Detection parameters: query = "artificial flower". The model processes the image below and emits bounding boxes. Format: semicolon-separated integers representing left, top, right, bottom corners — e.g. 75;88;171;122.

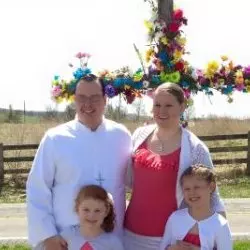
168;22;180;33
145;48;155;62
160;36;168;45
221;55;228;61
173;50;183;62
175;61;185;71
173;9;183;20
205;60;219;78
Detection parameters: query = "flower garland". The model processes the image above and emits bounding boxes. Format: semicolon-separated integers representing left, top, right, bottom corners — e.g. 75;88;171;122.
51;0;250;105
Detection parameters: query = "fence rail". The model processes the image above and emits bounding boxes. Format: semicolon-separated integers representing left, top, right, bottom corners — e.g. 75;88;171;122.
0;131;250;187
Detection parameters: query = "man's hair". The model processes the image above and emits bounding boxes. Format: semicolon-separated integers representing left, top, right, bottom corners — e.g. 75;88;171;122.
180;164;216;185
76;74;106;96
75;184;115;232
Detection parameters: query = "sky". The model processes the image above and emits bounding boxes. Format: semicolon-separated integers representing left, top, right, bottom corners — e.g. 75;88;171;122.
0;0;250;118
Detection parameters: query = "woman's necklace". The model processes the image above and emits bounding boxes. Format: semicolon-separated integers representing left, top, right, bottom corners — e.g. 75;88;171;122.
154;132;165;152
154;129;180;153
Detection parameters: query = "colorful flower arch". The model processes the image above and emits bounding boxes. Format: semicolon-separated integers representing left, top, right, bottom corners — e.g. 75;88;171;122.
51;0;250;106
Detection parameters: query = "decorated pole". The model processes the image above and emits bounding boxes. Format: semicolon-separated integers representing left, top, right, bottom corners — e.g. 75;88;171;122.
158;0;173;26
51;1;250;105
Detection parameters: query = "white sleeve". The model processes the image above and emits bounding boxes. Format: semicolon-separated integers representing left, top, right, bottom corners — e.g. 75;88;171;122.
26;132;57;246
192;143;225;213
215;223;233;250
160;214;174;250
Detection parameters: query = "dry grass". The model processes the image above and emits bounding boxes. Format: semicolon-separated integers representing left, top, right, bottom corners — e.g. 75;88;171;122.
0;117;250;202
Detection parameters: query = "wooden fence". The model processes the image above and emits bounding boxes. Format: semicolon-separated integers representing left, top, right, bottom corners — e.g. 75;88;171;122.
0;132;250;187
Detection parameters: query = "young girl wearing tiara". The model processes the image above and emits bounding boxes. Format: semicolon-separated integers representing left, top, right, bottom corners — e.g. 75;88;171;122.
160;164;232;250
60;184;124;250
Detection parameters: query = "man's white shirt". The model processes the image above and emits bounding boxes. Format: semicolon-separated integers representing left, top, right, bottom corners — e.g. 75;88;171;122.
26;119;132;246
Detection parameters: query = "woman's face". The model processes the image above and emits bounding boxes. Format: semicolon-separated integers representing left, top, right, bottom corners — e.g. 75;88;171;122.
152;90;185;128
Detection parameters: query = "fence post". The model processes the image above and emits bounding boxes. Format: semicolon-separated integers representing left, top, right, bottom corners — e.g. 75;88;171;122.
0;143;4;192
247;131;250;176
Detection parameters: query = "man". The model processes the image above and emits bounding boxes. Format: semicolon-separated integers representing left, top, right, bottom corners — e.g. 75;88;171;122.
26;74;132;250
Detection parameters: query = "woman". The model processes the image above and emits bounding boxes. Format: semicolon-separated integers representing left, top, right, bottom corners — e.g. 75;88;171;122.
124;82;225;250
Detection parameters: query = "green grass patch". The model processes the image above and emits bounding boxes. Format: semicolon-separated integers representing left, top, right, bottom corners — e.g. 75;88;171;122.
0;241;249;249
0;244;30;250
1;176;250;203
234;241;250;250
218;176;250;198
0;184;26;203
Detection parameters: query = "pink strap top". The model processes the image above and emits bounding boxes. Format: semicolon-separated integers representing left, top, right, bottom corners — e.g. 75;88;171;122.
124;142;181;236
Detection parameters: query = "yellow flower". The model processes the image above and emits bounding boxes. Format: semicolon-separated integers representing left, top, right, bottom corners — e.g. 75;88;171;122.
160;37;168;45
246;85;250;93
133;74;143;82
144;20;153;34
205;60;219;78
56;96;63;104
221;55;228;61
235;70;244;84
235;70;243;78
145;48;154;62
124;85;131;90
52;80;59;86
173;50;183;62
176;36;186;47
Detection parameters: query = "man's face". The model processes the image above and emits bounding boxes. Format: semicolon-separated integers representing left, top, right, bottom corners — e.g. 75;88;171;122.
75;80;106;130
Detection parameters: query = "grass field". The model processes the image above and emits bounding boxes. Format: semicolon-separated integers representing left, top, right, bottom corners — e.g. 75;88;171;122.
0;241;249;250
0;117;250;203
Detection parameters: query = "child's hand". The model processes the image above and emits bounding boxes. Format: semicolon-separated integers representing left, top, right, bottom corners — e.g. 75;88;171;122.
44;235;68;250
166;241;200;250
175;240;200;250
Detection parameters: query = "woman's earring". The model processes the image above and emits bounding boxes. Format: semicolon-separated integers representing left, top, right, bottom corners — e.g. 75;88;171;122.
180;112;188;128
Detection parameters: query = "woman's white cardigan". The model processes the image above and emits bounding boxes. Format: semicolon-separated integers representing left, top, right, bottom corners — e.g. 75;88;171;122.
127;124;225;212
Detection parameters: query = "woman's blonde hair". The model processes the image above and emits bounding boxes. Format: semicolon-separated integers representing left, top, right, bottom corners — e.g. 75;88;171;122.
155;82;185;104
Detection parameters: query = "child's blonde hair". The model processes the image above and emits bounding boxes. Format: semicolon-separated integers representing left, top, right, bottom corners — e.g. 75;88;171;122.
180;164;216;186
75;185;115;233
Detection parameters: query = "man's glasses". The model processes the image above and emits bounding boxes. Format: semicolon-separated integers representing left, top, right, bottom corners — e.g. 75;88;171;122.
75;94;103;104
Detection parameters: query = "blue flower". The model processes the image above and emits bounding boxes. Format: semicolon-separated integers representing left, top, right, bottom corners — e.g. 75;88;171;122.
83;68;91;75
222;85;233;95
105;84;117;97
133;81;143;89
113;78;125;88
73;68;85;79
73;68;91;80
158;51;169;64
181;81;190;88
151;75;161;84
54;75;60;80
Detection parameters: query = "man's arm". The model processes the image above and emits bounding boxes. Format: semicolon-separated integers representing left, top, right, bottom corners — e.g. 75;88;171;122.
26;132;57;247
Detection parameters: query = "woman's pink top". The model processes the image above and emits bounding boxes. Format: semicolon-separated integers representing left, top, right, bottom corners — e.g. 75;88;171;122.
183;233;201;247
124;141;181;236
